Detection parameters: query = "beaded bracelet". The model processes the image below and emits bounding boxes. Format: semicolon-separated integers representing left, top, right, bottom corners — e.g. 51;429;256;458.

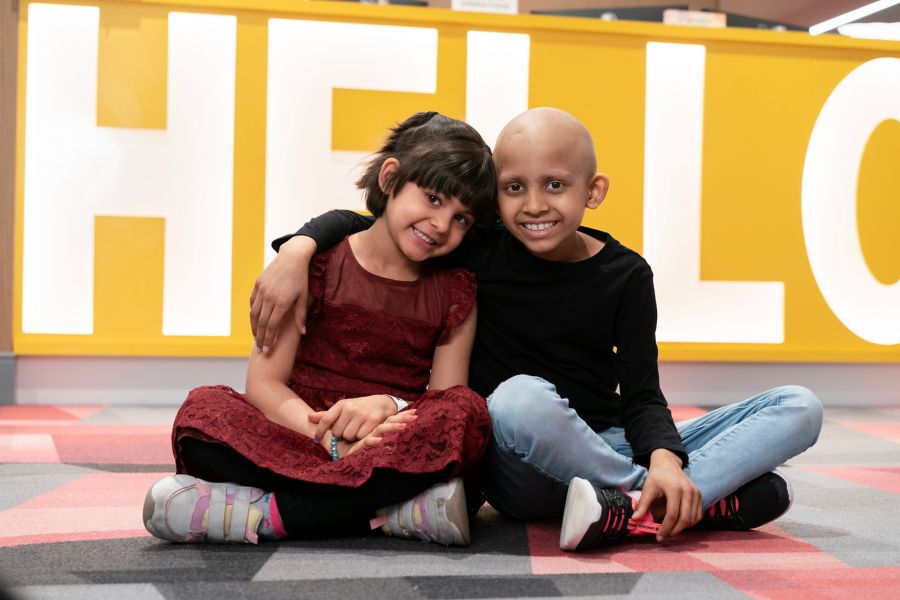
330;434;340;461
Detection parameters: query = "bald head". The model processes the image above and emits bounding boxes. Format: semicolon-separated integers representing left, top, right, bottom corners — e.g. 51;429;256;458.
494;108;597;177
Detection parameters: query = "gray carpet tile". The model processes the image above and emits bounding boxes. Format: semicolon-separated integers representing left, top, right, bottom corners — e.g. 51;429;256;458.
7;583;166;600
155;579;424;600
606;572;749;599
410;575;565;598
255;546;533;580
785;419;899;466
780;468;900;567
0;538;276;586
0;464;96;511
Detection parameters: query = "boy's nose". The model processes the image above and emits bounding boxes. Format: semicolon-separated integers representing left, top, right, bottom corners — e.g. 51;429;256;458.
524;192;548;214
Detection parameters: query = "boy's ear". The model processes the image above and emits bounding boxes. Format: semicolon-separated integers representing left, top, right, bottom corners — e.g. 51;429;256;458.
586;173;609;209
378;158;400;193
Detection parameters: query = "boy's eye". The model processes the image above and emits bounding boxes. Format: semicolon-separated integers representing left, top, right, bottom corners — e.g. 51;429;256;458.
426;193;441;205
454;214;470;226
505;183;523;193
546;181;564;191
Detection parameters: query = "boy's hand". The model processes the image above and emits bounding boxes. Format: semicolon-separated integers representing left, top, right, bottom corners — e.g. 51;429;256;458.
632;449;702;541
310;395;409;442
339;411;419;457
250;236;316;354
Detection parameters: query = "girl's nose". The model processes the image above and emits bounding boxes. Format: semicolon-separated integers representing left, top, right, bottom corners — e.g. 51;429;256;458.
431;212;451;234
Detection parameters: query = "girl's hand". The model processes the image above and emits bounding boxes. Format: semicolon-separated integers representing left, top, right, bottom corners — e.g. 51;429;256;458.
309;395;402;442
632;449;703;541
338;410;418;457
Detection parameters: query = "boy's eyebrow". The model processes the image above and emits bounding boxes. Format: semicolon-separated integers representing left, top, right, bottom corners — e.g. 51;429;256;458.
497;172;522;181
499;171;574;182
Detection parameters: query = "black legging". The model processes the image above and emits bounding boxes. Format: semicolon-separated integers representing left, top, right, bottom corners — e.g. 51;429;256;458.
179;438;448;537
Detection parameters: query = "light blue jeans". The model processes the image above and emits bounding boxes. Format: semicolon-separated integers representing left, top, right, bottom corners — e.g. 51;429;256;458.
483;374;823;520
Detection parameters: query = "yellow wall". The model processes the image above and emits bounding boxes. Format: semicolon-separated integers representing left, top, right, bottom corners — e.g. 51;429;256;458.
14;0;900;361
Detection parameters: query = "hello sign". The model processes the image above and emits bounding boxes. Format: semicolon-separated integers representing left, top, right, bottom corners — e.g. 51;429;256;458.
13;1;900;361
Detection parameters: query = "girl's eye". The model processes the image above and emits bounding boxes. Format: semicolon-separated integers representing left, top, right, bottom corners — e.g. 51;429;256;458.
506;183;523;193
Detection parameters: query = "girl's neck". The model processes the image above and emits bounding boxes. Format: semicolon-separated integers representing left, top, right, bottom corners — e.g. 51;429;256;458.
348;219;420;281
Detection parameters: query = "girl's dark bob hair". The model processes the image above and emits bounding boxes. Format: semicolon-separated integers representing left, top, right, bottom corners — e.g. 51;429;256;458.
356;112;497;225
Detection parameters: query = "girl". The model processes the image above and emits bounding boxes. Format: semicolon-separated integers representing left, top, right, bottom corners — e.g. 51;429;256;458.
143;112;497;546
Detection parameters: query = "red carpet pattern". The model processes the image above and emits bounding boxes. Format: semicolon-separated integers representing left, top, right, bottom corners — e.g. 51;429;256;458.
1;404;899;599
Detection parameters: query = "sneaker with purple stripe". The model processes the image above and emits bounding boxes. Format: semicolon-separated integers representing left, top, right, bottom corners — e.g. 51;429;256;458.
143;474;268;544
371;478;470;546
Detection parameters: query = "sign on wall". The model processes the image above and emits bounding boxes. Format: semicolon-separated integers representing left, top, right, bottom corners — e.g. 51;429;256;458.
14;0;900;361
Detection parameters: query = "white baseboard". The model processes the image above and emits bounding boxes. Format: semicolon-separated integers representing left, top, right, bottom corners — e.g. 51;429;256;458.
12;356;900;406
659;361;900;406
15;356;247;405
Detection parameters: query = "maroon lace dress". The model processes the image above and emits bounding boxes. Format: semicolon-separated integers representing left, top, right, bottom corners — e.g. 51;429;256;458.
172;238;491;488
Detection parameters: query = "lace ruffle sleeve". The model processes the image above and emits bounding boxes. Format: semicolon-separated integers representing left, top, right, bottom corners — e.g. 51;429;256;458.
436;269;477;345
308;252;329;318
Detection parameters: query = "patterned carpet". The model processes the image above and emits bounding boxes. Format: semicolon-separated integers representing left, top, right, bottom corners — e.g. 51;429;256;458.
1;404;900;599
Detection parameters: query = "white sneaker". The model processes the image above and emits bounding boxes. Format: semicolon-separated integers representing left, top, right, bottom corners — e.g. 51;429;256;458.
560;477;657;551
374;478;470;546
143;474;265;544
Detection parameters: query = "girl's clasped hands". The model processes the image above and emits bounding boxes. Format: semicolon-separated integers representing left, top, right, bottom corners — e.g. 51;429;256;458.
309;395;418;457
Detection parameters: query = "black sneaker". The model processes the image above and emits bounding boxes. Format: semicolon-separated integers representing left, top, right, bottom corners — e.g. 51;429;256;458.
559;477;658;551
694;470;793;531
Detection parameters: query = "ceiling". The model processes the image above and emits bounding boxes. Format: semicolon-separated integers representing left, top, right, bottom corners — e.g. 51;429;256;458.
720;0;900;28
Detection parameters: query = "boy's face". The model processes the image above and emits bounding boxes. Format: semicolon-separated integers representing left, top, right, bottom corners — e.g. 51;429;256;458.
494;119;607;262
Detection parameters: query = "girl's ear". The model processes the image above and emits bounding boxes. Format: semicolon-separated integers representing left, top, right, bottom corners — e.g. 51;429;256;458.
378;158;400;194
586;173;609;209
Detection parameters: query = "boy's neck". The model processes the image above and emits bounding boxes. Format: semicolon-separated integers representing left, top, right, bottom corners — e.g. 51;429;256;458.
526;231;606;263
349;220;420;281
578;231;606;260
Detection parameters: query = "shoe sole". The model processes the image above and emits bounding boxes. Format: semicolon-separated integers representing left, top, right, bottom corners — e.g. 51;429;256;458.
143;474;201;542
560;477;602;551
442;478;470;546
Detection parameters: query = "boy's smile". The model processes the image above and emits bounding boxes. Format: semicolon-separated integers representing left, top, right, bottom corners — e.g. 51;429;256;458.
493;108;609;262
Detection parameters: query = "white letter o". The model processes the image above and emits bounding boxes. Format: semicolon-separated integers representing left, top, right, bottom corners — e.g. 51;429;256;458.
802;58;900;345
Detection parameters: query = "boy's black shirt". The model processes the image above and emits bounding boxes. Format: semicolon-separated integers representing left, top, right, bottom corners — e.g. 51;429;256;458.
277;211;686;466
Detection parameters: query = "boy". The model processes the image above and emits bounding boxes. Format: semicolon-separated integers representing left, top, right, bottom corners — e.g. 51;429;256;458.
251;108;823;550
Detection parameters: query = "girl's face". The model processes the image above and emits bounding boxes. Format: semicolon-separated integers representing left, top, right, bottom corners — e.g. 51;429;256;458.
383;181;475;263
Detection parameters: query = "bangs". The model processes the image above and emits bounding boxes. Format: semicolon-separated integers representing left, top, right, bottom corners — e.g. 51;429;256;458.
394;141;497;223
356;111;497;223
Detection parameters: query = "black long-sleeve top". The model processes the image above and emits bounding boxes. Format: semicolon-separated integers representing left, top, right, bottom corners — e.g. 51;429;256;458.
277;212;686;466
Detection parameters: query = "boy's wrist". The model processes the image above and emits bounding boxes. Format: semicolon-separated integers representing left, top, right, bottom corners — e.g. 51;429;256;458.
281;235;317;258
649;448;683;469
